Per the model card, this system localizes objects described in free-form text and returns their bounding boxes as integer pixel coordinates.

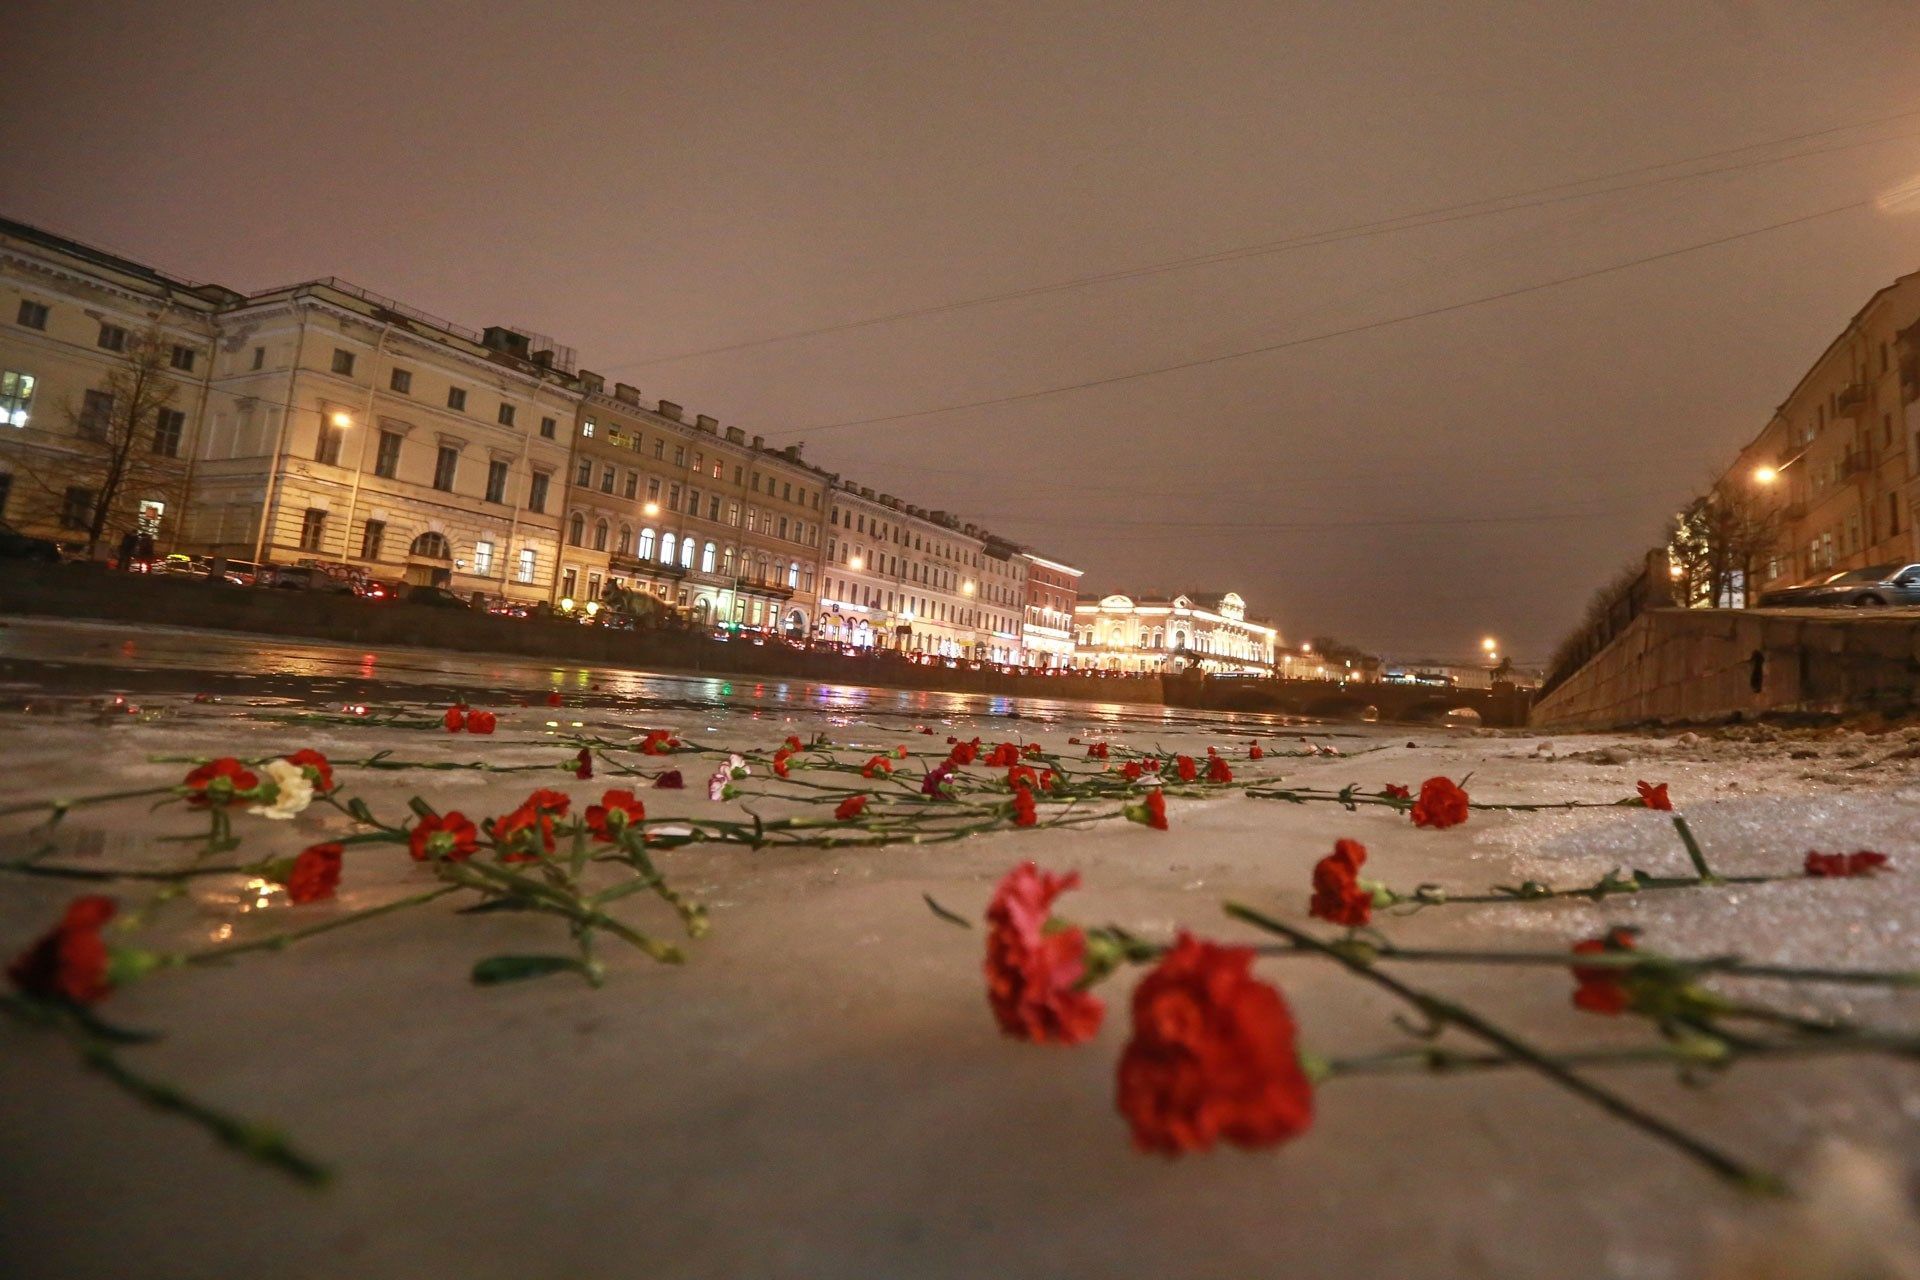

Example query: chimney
[751,434,764,450]
[724,426,745,443]
[613,382,641,406]
[579,370,605,395]
[531,350,553,369]
[696,414,719,434]
[658,400,682,421]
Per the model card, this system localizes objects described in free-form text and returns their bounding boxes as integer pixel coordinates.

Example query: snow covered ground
[2,618,1919,1279]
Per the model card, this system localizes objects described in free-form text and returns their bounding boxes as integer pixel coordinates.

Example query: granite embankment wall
[1530,606,1920,730]
[0,563,1166,705]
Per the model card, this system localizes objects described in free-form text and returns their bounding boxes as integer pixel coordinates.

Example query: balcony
[1836,382,1869,416]
[1841,451,1871,478]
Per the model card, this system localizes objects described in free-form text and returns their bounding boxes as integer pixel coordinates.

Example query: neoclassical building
[556,377,824,635]
[1072,591,1278,674]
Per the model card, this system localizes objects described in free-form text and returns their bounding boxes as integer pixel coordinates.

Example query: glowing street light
[850,555,865,571]
[1753,465,1779,486]
[330,411,352,428]
[1481,636,1497,653]
[642,502,660,517]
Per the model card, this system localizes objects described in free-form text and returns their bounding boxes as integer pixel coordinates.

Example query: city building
[1723,269,1918,595]
[822,483,988,656]
[557,377,825,634]
[1019,553,1082,668]
[188,283,580,601]
[1072,591,1278,674]
[976,535,1028,664]
[1,217,231,549]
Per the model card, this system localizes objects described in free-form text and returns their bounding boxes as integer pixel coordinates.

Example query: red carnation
[443,706,465,732]
[1174,755,1198,782]
[1410,777,1470,829]
[286,843,343,904]
[1309,839,1372,927]
[785,735,804,753]
[1635,781,1673,811]
[182,757,259,808]
[1125,790,1169,830]
[466,709,497,734]
[985,742,1020,768]
[949,739,979,766]
[1382,784,1411,800]
[8,895,117,1005]
[1205,755,1233,784]
[654,769,685,789]
[1120,760,1144,782]
[984,863,1103,1044]
[585,789,646,842]
[1011,785,1038,827]
[284,748,336,794]
[546,692,564,707]
[573,748,593,780]
[1570,929,1638,1016]
[1116,934,1314,1154]
[1086,742,1109,760]
[772,750,791,778]
[835,794,869,821]
[409,811,480,862]
[1008,764,1038,790]
[861,755,892,779]
[1249,745,1264,760]
[1804,850,1892,878]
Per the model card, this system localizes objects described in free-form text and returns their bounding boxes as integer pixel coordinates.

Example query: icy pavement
[2,622,1920,1279]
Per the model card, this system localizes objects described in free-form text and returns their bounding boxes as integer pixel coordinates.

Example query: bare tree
[12,327,192,557]
[1666,488,1781,608]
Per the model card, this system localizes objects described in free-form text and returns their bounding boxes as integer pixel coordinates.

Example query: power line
[610,104,1920,371]
[777,197,1871,437]
[954,508,1635,533]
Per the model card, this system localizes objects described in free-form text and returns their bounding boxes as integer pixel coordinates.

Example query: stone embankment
[1531,605,1920,730]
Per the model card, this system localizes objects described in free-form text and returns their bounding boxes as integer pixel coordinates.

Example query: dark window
[497,403,516,427]
[316,415,346,466]
[575,459,592,487]
[251,346,265,370]
[390,368,412,393]
[331,349,355,376]
[0,472,10,518]
[361,518,385,561]
[79,389,113,439]
[708,495,721,520]
[446,387,466,412]
[97,324,127,352]
[374,430,402,478]
[624,471,638,499]
[152,408,185,457]
[600,465,615,494]
[15,300,47,330]
[432,446,458,491]
[60,486,92,529]
[568,513,585,546]
[486,459,509,504]
[528,471,550,513]
[299,508,327,551]
[540,416,557,439]
[169,345,195,372]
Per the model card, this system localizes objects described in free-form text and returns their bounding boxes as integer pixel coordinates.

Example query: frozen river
[2,617,1919,1279]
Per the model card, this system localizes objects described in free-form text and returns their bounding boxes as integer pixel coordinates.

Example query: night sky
[8,1,1920,661]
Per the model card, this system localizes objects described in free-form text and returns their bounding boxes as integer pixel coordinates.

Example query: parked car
[1759,562,1920,608]
[259,565,357,594]
[406,585,473,609]
[0,520,65,562]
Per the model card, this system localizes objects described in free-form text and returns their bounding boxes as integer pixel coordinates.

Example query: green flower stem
[1412,872,1789,907]
[0,784,182,819]
[81,1042,331,1186]
[1246,787,1626,813]
[181,886,460,965]
[0,859,258,883]
[1319,1031,1920,1078]
[437,861,682,964]
[1673,815,1717,881]
[1225,901,1783,1192]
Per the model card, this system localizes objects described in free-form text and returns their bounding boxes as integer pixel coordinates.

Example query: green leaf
[470,954,589,985]
[923,893,973,928]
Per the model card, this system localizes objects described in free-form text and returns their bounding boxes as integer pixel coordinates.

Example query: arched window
[568,513,585,547]
[660,532,677,564]
[617,524,631,556]
[1151,627,1164,648]
[756,553,770,584]
[409,531,451,559]
[786,561,799,588]
[701,541,716,573]
[592,519,609,552]
[721,545,735,575]
[637,527,656,560]
[679,536,695,568]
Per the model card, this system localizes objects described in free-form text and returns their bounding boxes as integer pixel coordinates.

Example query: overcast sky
[7,0,1920,661]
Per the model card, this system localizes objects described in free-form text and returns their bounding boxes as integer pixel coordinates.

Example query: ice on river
[2,620,1920,1280]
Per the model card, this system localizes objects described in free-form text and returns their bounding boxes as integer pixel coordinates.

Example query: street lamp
[330,411,352,428]
[643,502,659,517]
[1481,636,1497,653]
[1753,465,1778,486]
[850,555,864,571]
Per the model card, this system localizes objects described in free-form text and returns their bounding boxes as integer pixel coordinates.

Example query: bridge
[1167,674,1536,728]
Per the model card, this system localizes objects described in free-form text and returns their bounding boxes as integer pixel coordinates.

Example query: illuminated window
[474,540,495,575]
[517,548,536,583]
[0,370,35,427]
[638,527,656,559]
[701,541,716,572]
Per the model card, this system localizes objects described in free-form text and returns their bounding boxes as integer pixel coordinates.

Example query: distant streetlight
[1754,465,1779,486]
[642,502,660,517]
[330,411,352,428]
[962,580,974,595]
[1481,636,1497,653]
[850,555,865,571]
